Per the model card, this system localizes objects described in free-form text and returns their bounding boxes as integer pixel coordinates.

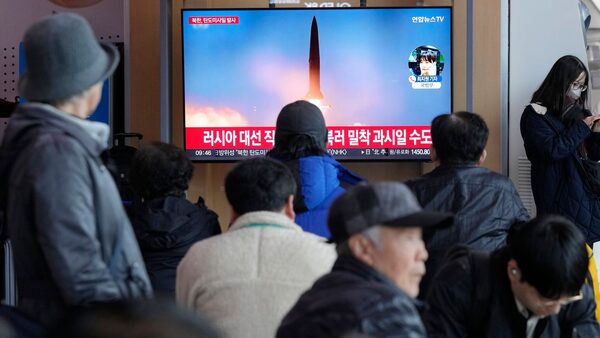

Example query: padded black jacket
[405,164,529,297]
[521,104,600,244]
[424,247,600,338]
[277,255,427,338]
[129,195,220,297]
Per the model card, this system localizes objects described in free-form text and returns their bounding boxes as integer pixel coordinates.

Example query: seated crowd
[0,12,599,338]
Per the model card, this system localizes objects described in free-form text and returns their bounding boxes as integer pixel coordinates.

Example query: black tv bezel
[180,6,453,163]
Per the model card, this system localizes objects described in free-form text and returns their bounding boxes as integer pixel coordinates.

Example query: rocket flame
[306,98,331,120]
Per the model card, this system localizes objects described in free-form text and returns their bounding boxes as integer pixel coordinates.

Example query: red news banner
[188,16,240,25]
[186,126,432,150]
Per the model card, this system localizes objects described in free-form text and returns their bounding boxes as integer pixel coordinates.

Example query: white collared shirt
[515,297,543,338]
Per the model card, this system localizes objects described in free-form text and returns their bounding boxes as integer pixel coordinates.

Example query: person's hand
[583,115,600,129]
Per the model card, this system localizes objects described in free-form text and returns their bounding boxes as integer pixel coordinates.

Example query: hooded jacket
[276,155,364,238]
[129,195,220,297]
[0,103,152,326]
[521,104,600,244]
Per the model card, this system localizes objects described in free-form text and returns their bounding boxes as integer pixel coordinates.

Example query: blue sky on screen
[182,8,451,128]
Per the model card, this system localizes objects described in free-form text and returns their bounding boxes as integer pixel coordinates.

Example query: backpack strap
[585,245,600,323]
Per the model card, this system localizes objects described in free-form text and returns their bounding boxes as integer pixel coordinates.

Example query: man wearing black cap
[267,100,363,239]
[276,182,452,338]
[0,13,152,326]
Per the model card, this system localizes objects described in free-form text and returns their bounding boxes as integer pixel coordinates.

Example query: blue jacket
[520,104,600,244]
[275,155,363,238]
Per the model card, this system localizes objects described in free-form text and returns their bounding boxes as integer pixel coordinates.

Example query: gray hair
[48,82,99,108]
[336,225,383,256]
[362,225,383,249]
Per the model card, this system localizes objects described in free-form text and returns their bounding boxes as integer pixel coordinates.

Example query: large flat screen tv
[182,7,452,161]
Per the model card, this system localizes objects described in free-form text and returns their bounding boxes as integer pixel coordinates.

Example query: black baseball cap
[274,100,328,146]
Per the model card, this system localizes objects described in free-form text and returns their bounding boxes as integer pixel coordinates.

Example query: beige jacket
[176,211,336,338]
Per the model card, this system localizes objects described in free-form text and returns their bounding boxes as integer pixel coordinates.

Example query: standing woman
[521,55,600,244]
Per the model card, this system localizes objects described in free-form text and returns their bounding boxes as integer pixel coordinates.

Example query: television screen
[182,7,452,161]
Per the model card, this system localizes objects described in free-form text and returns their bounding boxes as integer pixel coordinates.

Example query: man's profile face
[368,226,428,298]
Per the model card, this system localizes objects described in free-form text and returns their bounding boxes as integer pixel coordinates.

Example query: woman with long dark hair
[520,55,600,244]
[267,100,364,238]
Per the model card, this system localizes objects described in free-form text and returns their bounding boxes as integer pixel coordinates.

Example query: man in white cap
[0,13,152,326]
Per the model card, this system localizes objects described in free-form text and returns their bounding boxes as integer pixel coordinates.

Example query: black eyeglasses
[539,291,583,307]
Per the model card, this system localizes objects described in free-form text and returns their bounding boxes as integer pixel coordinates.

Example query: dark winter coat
[276,255,427,338]
[423,246,599,338]
[405,164,529,297]
[0,103,153,327]
[129,195,220,297]
[520,104,600,244]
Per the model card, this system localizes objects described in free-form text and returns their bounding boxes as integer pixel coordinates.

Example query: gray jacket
[0,103,152,326]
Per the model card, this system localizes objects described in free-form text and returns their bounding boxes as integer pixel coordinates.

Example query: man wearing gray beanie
[0,13,152,326]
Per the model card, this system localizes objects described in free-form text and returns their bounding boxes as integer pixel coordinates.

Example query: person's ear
[477,149,487,166]
[229,207,240,230]
[507,259,521,283]
[284,195,295,221]
[348,234,375,266]
[429,144,438,163]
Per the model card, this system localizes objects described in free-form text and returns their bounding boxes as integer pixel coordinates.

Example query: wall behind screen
[129,0,502,229]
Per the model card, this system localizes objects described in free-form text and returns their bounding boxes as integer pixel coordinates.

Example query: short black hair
[431,111,489,164]
[508,215,588,299]
[418,52,438,63]
[129,142,194,200]
[225,157,296,215]
[531,55,589,116]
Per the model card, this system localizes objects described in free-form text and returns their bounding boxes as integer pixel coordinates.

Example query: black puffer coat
[521,104,600,244]
[129,195,220,297]
[405,164,529,297]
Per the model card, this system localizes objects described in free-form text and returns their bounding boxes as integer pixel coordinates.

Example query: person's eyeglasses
[539,291,583,307]
[571,82,588,92]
